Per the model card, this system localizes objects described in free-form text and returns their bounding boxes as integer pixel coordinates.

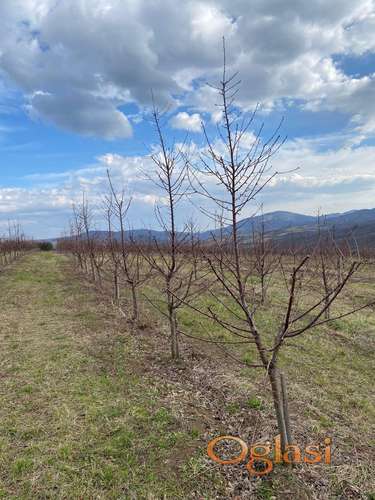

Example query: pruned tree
[104,170,151,323]
[251,212,280,304]
[142,105,206,359]
[72,194,105,285]
[0,222,32,267]
[185,40,374,457]
[103,192,121,306]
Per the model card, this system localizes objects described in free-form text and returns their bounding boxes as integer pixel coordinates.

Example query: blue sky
[1,0,375,238]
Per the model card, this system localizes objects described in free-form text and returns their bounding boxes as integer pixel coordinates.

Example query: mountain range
[53,208,375,248]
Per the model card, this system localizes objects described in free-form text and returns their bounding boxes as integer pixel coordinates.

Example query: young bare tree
[330,225,345,285]
[67,208,86,272]
[185,41,374,456]
[142,106,205,359]
[72,194,105,285]
[0,222,32,267]
[104,170,151,323]
[314,215,358,320]
[251,213,280,304]
[103,195,122,306]
[316,214,334,320]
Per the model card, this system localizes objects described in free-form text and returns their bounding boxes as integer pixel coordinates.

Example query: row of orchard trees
[58,45,373,459]
[0,222,33,268]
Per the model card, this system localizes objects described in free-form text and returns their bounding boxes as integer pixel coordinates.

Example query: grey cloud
[0,0,375,138]
[28,92,132,139]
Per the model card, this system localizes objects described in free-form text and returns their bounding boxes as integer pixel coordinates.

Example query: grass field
[0,253,222,498]
[0,252,374,499]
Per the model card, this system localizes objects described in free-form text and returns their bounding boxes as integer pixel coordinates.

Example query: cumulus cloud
[258,136,375,213]
[0,0,375,138]
[1,132,375,238]
[169,111,202,132]
[28,92,132,139]
[2,0,375,236]
[0,152,172,237]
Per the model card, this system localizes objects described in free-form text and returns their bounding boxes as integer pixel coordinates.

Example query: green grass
[247,396,263,410]
[140,260,375,497]
[4,252,373,498]
[0,253,221,499]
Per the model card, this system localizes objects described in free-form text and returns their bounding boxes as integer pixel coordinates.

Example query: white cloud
[258,136,375,214]
[0,0,375,137]
[2,1,375,236]
[0,152,173,237]
[1,132,375,238]
[169,111,202,132]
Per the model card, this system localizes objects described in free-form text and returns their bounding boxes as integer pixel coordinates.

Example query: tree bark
[169,307,179,360]
[131,283,138,323]
[269,368,289,454]
[280,371,292,445]
[114,268,120,305]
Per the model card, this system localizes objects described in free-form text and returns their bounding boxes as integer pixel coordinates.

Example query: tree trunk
[114,269,120,305]
[261,273,265,304]
[169,307,179,360]
[321,260,330,320]
[89,256,96,282]
[269,368,289,454]
[131,283,138,323]
[280,371,292,444]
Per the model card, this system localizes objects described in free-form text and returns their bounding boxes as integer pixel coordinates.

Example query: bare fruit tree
[142,105,205,360]
[251,212,280,304]
[104,170,151,323]
[72,194,105,285]
[186,41,373,455]
[0,222,32,267]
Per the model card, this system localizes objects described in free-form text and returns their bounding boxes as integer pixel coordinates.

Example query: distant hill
[199,211,317,240]
[270,208,375,248]
[53,208,375,248]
